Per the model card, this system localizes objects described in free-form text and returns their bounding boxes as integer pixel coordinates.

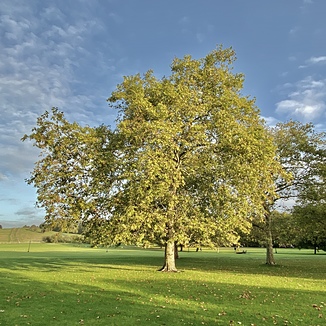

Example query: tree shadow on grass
[0,245,325,280]
[0,263,325,326]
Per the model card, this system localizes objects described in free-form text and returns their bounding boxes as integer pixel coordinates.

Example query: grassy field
[0,227,77,244]
[0,228,54,243]
[0,244,325,326]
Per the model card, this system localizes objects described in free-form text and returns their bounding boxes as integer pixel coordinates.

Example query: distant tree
[270,211,297,248]
[23,46,280,271]
[292,204,326,253]
[292,148,326,253]
[39,222,51,233]
[240,211,297,249]
[0,225,2,229]
[259,121,326,264]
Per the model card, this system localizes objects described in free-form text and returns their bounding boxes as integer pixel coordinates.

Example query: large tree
[255,121,326,264]
[23,46,280,271]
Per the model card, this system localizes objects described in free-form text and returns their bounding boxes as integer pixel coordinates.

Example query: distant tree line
[239,210,326,254]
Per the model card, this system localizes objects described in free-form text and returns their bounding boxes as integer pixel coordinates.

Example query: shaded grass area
[0,244,325,325]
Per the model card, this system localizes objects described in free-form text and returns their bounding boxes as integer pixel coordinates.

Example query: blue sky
[1,0,326,227]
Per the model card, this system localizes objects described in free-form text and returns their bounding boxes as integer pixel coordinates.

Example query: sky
[1,0,326,228]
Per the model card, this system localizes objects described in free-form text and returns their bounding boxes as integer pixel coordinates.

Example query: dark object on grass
[236,250,247,254]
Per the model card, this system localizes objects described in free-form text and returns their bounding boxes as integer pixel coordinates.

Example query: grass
[0,227,77,243]
[0,244,325,326]
[0,228,53,243]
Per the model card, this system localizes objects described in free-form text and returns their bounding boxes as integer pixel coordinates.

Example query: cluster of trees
[22,46,326,271]
[240,210,326,254]
[39,220,83,234]
[244,121,326,263]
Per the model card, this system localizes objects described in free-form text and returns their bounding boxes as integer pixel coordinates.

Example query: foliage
[23,46,281,270]
[271,121,325,203]
[257,121,326,264]
[240,211,297,248]
[292,204,326,252]
[22,225,39,231]
[42,232,81,243]
[0,244,325,325]
[22,110,115,228]
[290,131,326,252]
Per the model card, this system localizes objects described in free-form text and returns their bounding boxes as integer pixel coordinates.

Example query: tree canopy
[23,46,281,271]
[250,120,326,264]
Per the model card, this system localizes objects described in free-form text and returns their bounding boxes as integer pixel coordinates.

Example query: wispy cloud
[15,206,39,217]
[0,2,111,180]
[289,26,300,36]
[0,0,126,227]
[276,77,326,123]
[299,55,326,68]
[196,33,205,43]
[307,56,326,64]
[300,0,314,11]
[0,173,9,182]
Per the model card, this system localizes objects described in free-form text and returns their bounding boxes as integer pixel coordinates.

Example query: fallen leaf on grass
[312,304,322,310]
[239,291,254,300]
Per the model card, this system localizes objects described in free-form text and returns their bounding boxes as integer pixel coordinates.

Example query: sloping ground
[0,228,57,243]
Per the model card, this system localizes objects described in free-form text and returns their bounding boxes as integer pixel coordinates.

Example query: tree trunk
[158,240,178,272]
[266,214,276,265]
[174,242,179,259]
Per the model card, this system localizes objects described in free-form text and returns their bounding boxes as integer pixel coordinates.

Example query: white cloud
[262,116,280,128]
[276,77,326,122]
[307,56,326,64]
[300,56,326,68]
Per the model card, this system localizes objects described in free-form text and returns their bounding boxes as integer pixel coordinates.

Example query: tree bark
[158,240,178,272]
[314,241,317,255]
[266,214,276,265]
[174,242,179,259]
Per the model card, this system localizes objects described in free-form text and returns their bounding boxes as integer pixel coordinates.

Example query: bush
[42,233,82,243]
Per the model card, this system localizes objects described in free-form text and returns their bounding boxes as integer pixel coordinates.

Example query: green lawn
[0,244,325,325]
